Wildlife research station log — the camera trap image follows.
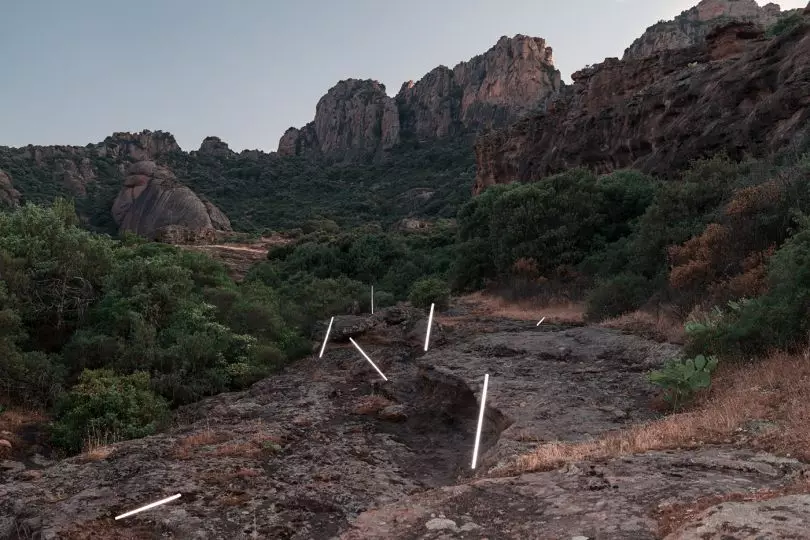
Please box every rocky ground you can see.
[1,303,809,539]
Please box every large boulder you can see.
[112,160,231,242]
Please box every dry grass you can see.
[599,308,685,344]
[0,407,48,459]
[174,426,285,460]
[352,395,396,415]
[78,426,122,462]
[171,428,232,459]
[80,445,116,462]
[508,351,810,474]
[453,291,585,324]
[209,441,263,458]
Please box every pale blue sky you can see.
[1,1,805,152]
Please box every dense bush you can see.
[409,277,451,311]
[685,223,810,360]
[585,273,655,322]
[0,200,309,453]
[50,369,170,453]
[454,150,810,354]
[453,168,657,293]
[247,225,456,324]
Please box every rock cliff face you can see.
[0,169,21,207]
[278,80,401,160]
[112,160,232,241]
[473,17,810,194]
[624,0,785,60]
[278,35,561,160]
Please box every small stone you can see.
[572,536,589,540]
[20,469,42,481]
[0,439,11,450]
[460,522,481,532]
[378,405,408,422]
[29,454,53,467]
[425,518,458,531]
[0,460,25,473]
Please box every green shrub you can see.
[648,354,718,410]
[51,369,169,454]
[372,290,395,310]
[585,273,654,321]
[409,278,451,311]
[685,225,810,359]
[766,13,804,37]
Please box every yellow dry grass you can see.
[453,292,585,324]
[509,351,810,474]
[352,395,396,415]
[0,407,48,459]
[80,444,116,462]
[209,442,263,458]
[599,308,685,344]
[171,428,232,459]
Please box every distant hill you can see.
[0,35,561,237]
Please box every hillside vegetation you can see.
[0,135,474,235]
[168,137,475,232]
[0,199,456,454]
[454,131,810,402]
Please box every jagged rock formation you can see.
[0,169,20,207]
[278,79,400,160]
[278,35,561,160]
[196,136,234,157]
[473,16,810,194]
[98,130,180,161]
[624,0,786,60]
[112,160,232,242]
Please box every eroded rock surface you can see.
[666,493,810,539]
[423,327,681,470]
[1,308,806,539]
[342,449,807,540]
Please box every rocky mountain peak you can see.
[101,129,181,161]
[623,0,786,60]
[474,8,810,194]
[197,136,233,157]
[278,34,561,159]
[277,79,400,161]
